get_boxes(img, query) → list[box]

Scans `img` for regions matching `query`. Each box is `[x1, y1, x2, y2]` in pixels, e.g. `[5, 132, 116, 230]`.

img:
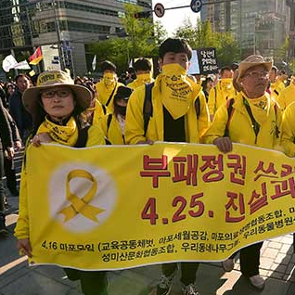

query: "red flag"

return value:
[29, 47, 43, 65]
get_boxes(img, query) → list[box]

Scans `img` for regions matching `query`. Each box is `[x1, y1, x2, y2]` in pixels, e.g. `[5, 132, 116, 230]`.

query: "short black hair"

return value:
[101, 60, 116, 73]
[271, 66, 278, 73]
[220, 66, 232, 76]
[15, 73, 31, 84]
[159, 38, 192, 60]
[133, 58, 152, 72]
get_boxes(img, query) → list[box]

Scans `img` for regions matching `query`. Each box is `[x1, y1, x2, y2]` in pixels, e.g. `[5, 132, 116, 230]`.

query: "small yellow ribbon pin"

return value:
[59, 170, 104, 222]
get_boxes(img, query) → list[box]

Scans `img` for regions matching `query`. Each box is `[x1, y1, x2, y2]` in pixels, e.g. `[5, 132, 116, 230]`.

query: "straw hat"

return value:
[22, 70, 92, 115]
[237, 55, 272, 81]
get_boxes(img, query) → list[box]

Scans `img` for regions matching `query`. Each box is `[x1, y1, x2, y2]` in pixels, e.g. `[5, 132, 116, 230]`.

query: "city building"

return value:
[201, 0, 290, 65]
[0, 0, 152, 77]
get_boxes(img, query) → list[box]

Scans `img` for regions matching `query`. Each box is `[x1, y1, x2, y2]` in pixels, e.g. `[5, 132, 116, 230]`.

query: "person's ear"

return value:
[158, 58, 163, 71]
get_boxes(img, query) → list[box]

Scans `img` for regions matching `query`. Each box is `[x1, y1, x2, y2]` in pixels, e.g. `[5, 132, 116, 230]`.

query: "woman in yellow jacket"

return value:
[100, 86, 133, 145]
[203, 55, 282, 290]
[15, 71, 107, 295]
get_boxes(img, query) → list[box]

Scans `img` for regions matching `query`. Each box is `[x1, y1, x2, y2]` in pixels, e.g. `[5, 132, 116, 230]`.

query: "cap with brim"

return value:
[114, 86, 133, 101]
[22, 70, 92, 115]
[237, 55, 272, 81]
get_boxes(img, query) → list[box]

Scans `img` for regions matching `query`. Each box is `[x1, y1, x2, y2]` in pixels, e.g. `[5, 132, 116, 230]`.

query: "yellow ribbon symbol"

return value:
[59, 169, 104, 222]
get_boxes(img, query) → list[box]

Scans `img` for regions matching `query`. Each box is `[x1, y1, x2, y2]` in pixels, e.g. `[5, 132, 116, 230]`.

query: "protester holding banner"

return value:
[14, 70, 108, 295]
[126, 38, 210, 295]
[95, 60, 123, 112]
[203, 55, 282, 290]
[207, 66, 235, 121]
[99, 85, 132, 145]
[127, 58, 153, 89]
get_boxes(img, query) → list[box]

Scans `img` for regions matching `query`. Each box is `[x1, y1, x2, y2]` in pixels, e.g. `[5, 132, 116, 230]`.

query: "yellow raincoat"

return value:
[277, 82, 295, 111]
[125, 74, 210, 145]
[203, 92, 282, 149]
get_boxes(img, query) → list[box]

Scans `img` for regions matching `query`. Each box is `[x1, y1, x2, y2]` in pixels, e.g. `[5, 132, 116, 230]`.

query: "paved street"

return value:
[1, 152, 295, 295]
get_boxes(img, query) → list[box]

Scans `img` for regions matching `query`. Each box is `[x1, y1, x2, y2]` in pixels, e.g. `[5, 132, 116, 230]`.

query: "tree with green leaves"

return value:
[174, 19, 240, 67]
[88, 4, 167, 74]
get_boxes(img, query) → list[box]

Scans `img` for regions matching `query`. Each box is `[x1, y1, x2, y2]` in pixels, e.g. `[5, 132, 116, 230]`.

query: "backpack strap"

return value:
[223, 98, 235, 137]
[274, 89, 279, 96]
[106, 113, 112, 132]
[102, 104, 107, 115]
[194, 96, 200, 119]
[105, 82, 117, 107]
[75, 125, 90, 148]
[143, 82, 154, 136]
[274, 103, 280, 139]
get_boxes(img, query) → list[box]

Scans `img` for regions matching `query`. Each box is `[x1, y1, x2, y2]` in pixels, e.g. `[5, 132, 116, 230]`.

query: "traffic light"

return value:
[134, 11, 152, 19]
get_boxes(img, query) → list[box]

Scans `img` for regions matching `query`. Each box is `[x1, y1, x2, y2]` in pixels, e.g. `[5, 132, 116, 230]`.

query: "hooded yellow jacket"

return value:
[203, 92, 282, 149]
[277, 82, 295, 111]
[270, 79, 285, 101]
[280, 101, 295, 157]
[208, 80, 236, 117]
[14, 124, 106, 240]
[99, 113, 125, 145]
[125, 74, 210, 145]
[95, 80, 124, 110]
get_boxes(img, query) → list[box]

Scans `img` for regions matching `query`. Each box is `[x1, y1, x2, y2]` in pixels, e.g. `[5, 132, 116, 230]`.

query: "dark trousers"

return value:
[64, 268, 108, 295]
[162, 262, 199, 285]
[240, 242, 263, 277]
[0, 144, 5, 214]
[4, 155, 17, 192]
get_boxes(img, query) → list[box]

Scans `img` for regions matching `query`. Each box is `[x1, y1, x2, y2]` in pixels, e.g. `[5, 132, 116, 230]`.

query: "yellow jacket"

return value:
[270, 79, 285, 101]
[203, 92, 282, 149]
[277, 82, 295, 111]
[280, 101, 295, 156]
[95, 80, 123, 111]
[99, 113, 125, 145]
[128, 78, 154, 90]
[92, 99, 110, 126]
[125, 74, 210, 144]
[14, 124, 106, 240]
[207, 80, 236, 116]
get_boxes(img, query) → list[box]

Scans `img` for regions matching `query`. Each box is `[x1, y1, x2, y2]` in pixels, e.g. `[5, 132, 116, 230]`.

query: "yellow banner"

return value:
[26, 143, 295, 270]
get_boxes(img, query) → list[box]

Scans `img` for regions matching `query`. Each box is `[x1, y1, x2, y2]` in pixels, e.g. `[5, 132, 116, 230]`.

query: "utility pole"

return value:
[52, 0, 65, 70]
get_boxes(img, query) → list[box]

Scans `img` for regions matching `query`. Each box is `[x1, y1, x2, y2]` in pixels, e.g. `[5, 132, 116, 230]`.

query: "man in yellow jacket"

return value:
[277, 75, 295, 111]
[208, 66, 236, 121]
[203, 55, 282, 291]
[126, 38, 209, 295]
[269, 66, 285, 101]
[95, 60, 123, 111]
[127, 58, 153, 89]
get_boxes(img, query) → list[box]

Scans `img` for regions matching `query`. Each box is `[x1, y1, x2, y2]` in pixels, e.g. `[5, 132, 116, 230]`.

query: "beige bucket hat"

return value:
[22, 70, 92, 115]
[237, 55, 273, 81]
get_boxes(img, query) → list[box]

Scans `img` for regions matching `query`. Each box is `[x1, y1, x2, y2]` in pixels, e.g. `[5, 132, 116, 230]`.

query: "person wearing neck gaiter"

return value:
[128, 58, 153, 90]
[99, 86, 132, 145]
[95, 60, 123, 112]
[125, 38, 210, 295]
[208, 66, 236, 121]
[203, 55, 282, 290]
[14, 71, 108, 295]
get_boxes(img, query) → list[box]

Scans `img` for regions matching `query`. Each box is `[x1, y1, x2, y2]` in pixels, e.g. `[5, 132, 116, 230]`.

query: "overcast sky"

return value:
[152, 0, 201, 36]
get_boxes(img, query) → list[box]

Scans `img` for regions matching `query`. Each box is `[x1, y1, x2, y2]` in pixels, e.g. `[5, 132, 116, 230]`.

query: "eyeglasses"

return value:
[244, 71, 269, 79]
[40, 89, 72, 99]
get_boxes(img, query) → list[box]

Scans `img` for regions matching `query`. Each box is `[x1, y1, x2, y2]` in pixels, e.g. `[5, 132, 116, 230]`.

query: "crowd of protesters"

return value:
[1, 37, 295, 295]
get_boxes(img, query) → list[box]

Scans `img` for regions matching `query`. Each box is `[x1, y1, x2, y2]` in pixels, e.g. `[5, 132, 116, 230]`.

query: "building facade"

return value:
[201, 0, 290, 64]
[0, 0, 152, 76]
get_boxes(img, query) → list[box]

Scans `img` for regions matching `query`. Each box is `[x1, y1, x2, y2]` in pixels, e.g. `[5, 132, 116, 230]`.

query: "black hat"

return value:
[114, 86, 133, 101]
